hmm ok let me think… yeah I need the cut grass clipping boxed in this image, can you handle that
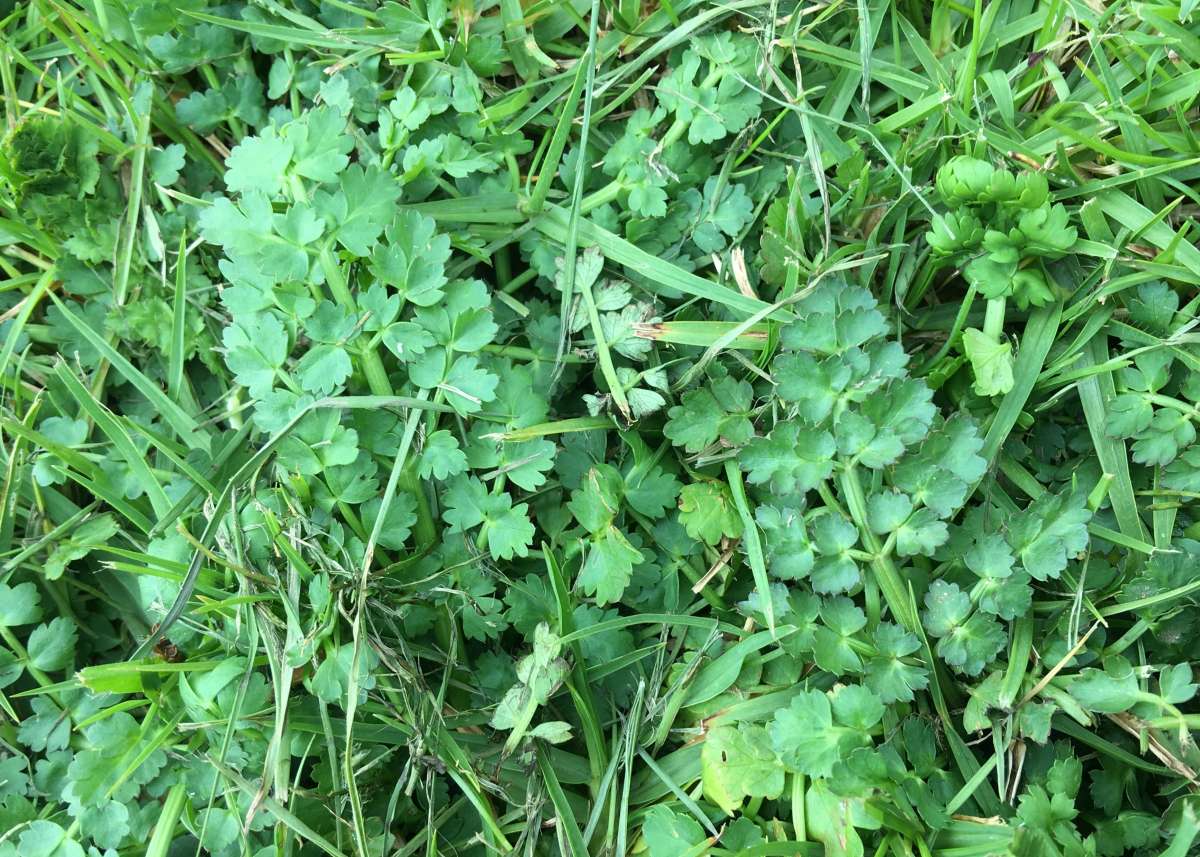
[0,1,1199,856]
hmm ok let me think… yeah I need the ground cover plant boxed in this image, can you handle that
[0,0,1199,855]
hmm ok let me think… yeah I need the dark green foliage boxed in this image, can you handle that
[0,2,1197,857]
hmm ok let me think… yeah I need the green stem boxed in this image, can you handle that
[791,773,806,841]
[1143,393,1200,421]
[503,268,538,293]
[838,465,919,631]
[983,297,1007,342]
[998,617,1033,709]
[318,246,393,396]
[916,282,977,375]
[145,781,188,857]
[0,625,54,687]
[396,464,437,553]
[505,151,521,193]
[580,178,623,214]
[1104,618,1150,657]
[482,343,584,363]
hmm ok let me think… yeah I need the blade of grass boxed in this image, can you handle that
[979,303,1062,468]
[558,613,739,645]
[0,270,53,383]
[344,392,427,857]
[536,744,590,856]
[126,394,340,658]
[537,206,793,320]
[1076,336,1149,544]
[484,415,615,441]
[145,782,187,857]
[526,55,587,214]
[545,544,607,791]
[54,362,171,517]
[167,231,187,403]
[205,755,353,857]
[47,294,209,451]
[725,460,774,633]
[551,0,601,386]
[182,9,395,51]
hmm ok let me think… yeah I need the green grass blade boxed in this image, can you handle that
[537,206,792,320]
[54,362,172,517]
[47,294,209,452]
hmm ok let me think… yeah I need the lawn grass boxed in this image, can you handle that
[0,1,1199,856]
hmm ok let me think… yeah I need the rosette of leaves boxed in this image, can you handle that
[925,155,1077,397]
[3,116,102,227]
[664,278,990,648]
[197,86,546,579]
[698,679,949,854]
[577,31,763,267]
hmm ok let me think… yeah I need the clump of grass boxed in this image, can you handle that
[0,1,1198,856]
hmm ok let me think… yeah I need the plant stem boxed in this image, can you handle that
[838,465,919,631]
[146,782,188,857]
[983,296,1007,342]
[319,246,393,396]
[791,773,806,841]
[0,625,54,687]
